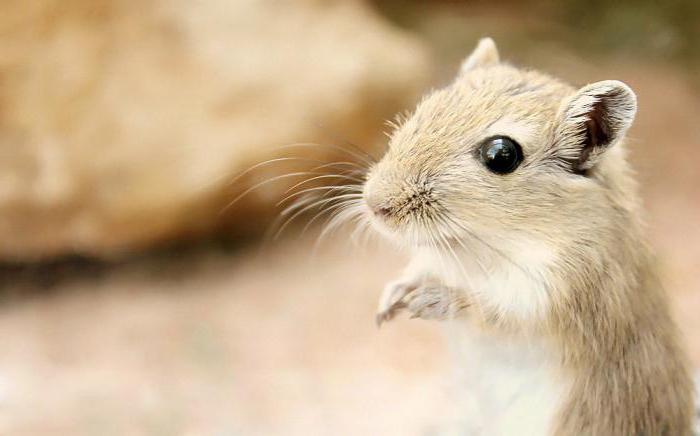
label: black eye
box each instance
[479,136,523,174]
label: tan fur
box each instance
[366,38,694,435]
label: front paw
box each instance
[402,287,469,321]
[376,279,418,327]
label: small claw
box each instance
[376,310,394,328]
[375,301,406,328]
[375,313,385,328]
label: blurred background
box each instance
[1,0,699,434]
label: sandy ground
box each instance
[0,238,455,435]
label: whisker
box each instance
[420,216,449,282]
[302,198,357,237]
[278,184,360,218]
[440,215,491,279]
[274,142,374,168]
[338,138,379,164]
[220,171,327,215]
[311,161,368,174]
[432,226,464,320]
[279,192,330,217]
[273,194,363,240]
[226,156,332,188]
[436,215,492,321]
[276,184,362,208]
[279,173,364,199]
[315,200,365,248]
[436,216,490,321]
[436,220,469,282]
[311,127,380,163]
[264,192,317,241]
[445,215,537,283]
[349,210,371,243]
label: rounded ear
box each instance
[555,80,637,173]
[460,38,500,73]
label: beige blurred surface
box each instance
[0,0,428,260]
[0,1,699,435]
[0,237,451,435]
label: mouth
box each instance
[365,205,455,249]
[364,202,399,239]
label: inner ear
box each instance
[579,99,611,164]
[559,80,637,173]
[586,99,611,148]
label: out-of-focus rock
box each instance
[0,0,429,260]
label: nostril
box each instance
[373,205,392,217]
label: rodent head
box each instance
[364,38,638,257]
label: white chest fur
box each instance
[414,240,568,435]
[445,320,569,436]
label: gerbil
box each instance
[364,38,695,435]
